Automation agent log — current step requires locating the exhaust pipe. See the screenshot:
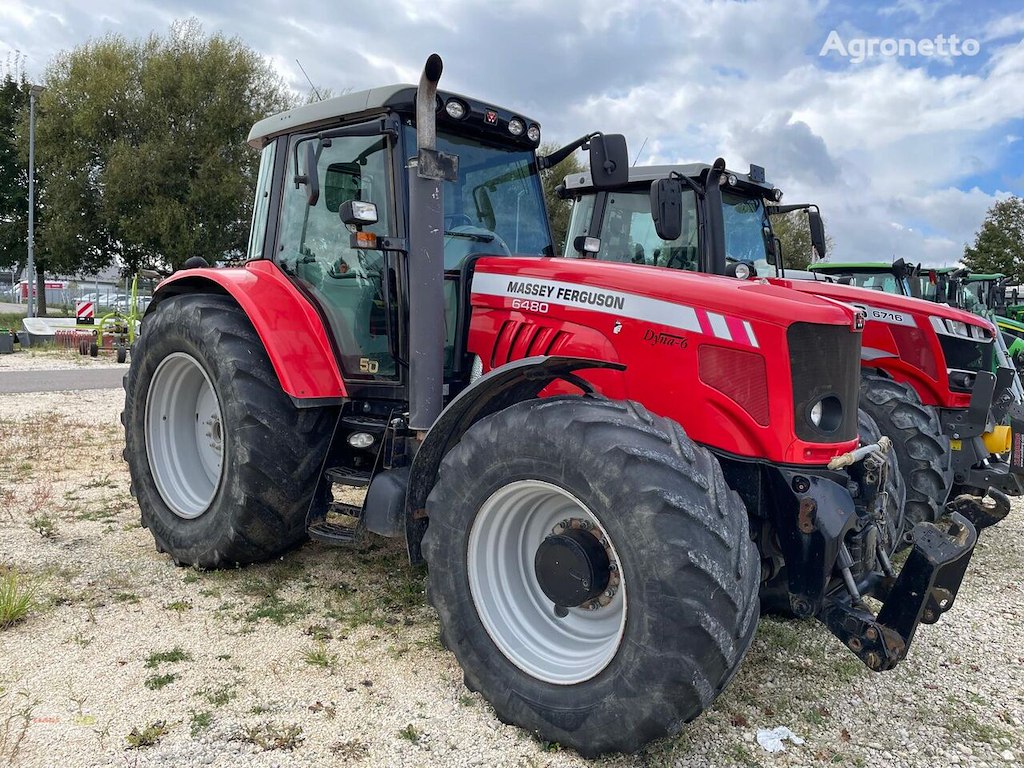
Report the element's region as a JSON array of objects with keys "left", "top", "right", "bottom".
[{"left": 407, "top": 53, "right": 455, "bottom": 433}]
